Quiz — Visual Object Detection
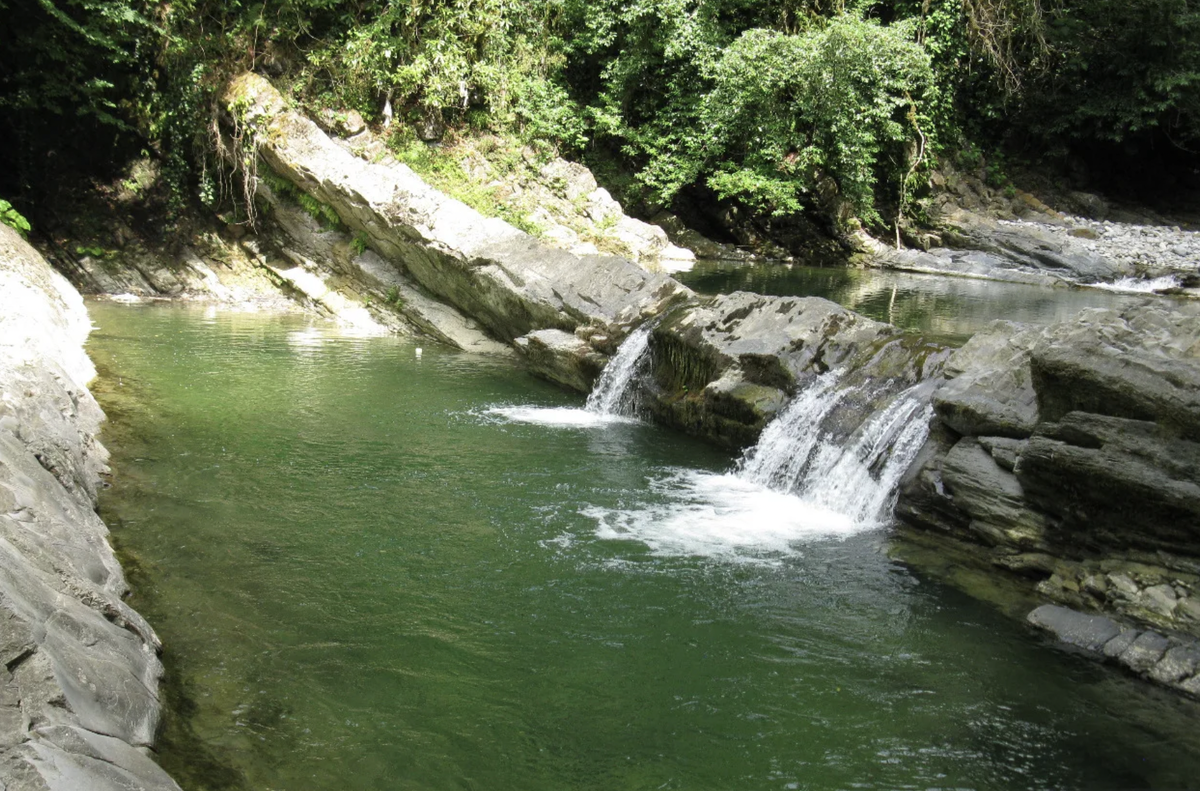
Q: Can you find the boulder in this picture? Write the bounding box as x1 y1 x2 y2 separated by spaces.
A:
225 73 692 345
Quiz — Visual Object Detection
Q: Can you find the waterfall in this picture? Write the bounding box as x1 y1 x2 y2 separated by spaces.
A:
585 324 654 416
580 360 935 560
738 373 932 525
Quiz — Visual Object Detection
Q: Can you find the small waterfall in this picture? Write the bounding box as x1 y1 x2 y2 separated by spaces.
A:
738 373 932 525
585 324 654 416
738 370 852 490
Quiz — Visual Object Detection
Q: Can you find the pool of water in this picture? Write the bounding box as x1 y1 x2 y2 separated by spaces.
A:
90 302 1200 790
676 261 1179 344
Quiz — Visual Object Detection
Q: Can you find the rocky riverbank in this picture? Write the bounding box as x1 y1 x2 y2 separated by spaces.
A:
0 225 180 790
860 162 1200 295
893 302 1200 695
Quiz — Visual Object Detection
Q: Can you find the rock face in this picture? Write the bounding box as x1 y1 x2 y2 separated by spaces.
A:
896 303 1200 670
1028 604 1200 697
0 225 180 790
866 159 1200 293
643 292 950 449
225 73 691 365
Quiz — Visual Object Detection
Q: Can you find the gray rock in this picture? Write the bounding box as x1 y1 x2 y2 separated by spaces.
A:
1102 629 1142 659
226 73 691 346
1149 644 1200 685
514 330 606 393
1027 604 1121 651
1118 631 1172 673
934 321 1040 438
645 292 946 448
1016 412 1200 556
941 439 1048 549
0 225 180 790
976 436 1025 472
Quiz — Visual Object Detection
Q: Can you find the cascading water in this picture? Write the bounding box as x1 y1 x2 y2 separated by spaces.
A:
738 374 933 524
488 319 934 556
584 323 653 416
484 323 652 427
585 369 935 561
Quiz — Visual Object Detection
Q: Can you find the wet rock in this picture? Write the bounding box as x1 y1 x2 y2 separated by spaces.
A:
515 330 606 393
647 292 947 448
0 225 180 788
1119 631 1171 673
1103 629 1141 659
1027 604 1121 651
1149 645 1200 685
899 301 1200 657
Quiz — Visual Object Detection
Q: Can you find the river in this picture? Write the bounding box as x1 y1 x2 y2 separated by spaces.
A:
675 261 1180 345
89 301 1200 790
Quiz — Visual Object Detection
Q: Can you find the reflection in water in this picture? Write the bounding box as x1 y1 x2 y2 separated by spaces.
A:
677 260 1182 344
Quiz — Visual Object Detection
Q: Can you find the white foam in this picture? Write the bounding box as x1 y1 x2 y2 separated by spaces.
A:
1091 275 1181 294
583 469 864 563
484 406 638 428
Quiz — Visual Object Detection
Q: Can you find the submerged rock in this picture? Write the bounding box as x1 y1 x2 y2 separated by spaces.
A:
0 225 180 789
1028 604 1200 698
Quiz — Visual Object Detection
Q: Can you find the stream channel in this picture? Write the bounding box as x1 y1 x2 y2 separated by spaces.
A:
89 283 1200 790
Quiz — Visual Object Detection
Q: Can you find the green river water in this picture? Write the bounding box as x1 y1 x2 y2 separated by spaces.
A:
89 301 1200 791
675 261 1174 345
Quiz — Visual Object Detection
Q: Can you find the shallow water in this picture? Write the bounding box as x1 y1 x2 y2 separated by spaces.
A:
676 261 1178 344
90 302 1200 790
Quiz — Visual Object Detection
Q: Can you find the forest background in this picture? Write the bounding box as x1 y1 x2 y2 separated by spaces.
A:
1 0 1198 242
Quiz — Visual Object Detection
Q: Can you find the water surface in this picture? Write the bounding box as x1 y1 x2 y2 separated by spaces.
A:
676 261 1177 344
91 302 1200 790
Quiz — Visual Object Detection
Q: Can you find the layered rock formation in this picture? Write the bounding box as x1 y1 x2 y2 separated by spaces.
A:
895 302 1200 691
0 225 180 790
643 293 950 450
225 73 691 370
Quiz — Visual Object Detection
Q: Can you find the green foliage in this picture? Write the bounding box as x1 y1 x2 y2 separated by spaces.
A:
0 200 32 237
351 231 370 255
703 19 935 223
3 0 1197 247
1022 0 1200 150
388 132 544 235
